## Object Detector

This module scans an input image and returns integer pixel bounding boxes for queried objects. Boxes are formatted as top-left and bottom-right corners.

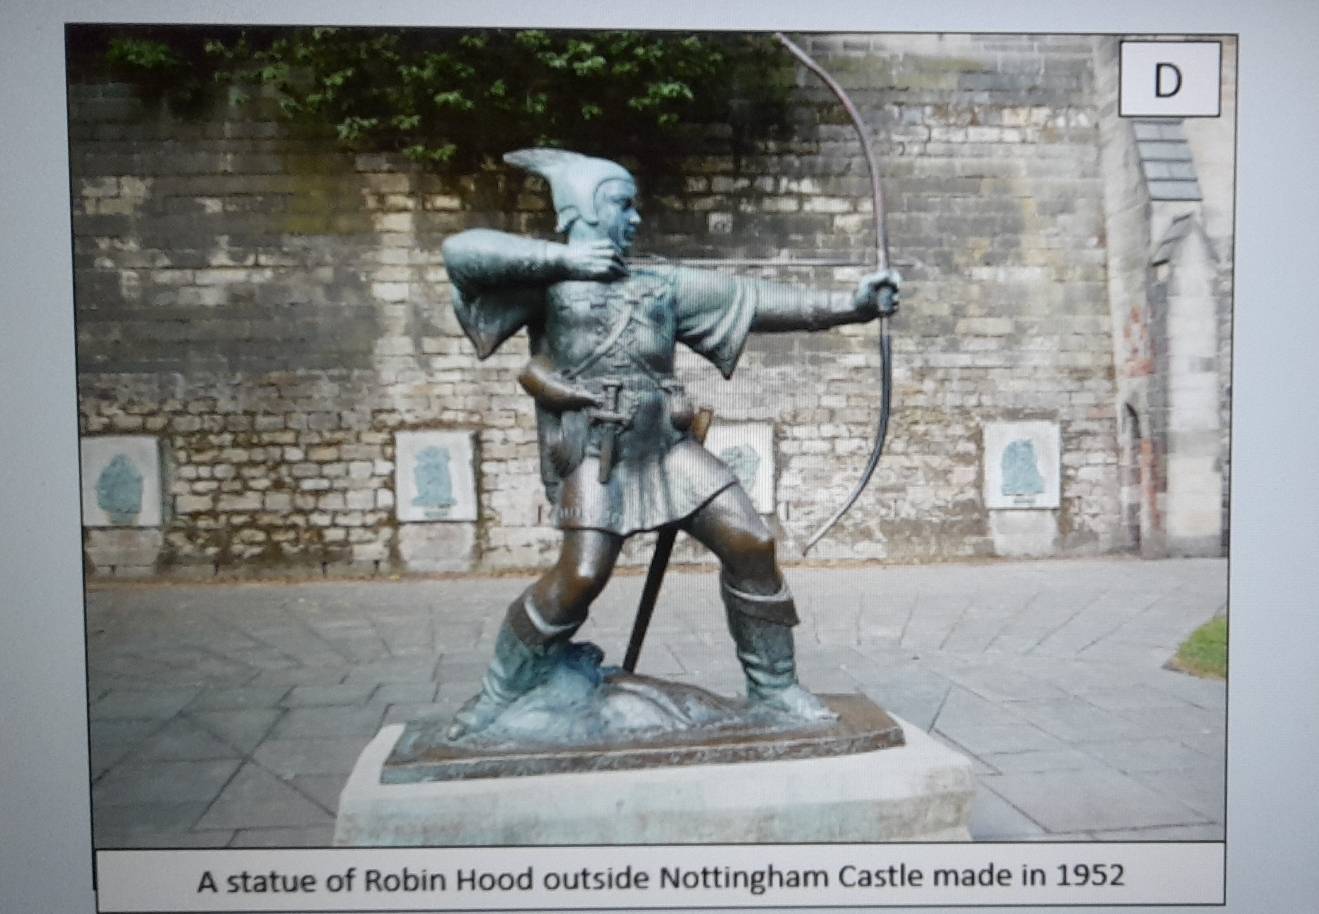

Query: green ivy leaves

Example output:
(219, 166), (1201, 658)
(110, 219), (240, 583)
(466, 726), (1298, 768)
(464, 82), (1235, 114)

(100, 27), (790, 173)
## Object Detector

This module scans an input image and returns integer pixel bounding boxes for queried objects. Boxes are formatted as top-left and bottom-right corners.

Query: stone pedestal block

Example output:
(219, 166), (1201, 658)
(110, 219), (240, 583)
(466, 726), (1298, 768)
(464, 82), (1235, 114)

(989, 509), (1060, 557)
(334, 717), (975, 846)
(397, 523), (476, 573)
(83, 527), (164, 577)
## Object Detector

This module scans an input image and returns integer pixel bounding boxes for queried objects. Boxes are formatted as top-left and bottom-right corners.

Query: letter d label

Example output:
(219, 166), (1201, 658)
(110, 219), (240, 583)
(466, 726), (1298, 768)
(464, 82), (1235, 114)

(1155, 62), (1182, 98)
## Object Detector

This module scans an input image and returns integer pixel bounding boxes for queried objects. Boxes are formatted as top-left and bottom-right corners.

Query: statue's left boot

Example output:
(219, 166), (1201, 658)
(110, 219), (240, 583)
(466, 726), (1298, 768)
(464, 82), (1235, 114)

(721, 574), (838, 722)
(446, 593), (579, 740)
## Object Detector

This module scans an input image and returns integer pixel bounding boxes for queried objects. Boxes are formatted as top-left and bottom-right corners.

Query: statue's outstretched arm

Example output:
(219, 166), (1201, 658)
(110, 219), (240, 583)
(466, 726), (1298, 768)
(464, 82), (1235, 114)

(670, 266), (900, 378)
(747, 269), (901, 332)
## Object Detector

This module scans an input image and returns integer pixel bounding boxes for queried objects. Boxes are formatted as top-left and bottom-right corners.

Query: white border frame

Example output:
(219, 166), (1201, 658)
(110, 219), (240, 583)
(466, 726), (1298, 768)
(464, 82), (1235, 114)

(4, 3), (1318, 912)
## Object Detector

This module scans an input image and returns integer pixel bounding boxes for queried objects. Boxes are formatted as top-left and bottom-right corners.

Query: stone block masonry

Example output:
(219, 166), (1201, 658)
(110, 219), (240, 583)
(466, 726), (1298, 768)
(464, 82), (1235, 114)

(1093, 37), (1235, 558)
(71, 33), (1149, 578)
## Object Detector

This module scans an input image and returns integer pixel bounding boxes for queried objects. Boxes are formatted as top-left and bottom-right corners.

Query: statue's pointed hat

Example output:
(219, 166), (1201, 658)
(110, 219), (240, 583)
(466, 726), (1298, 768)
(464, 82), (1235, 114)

(504, 148), (634, 234)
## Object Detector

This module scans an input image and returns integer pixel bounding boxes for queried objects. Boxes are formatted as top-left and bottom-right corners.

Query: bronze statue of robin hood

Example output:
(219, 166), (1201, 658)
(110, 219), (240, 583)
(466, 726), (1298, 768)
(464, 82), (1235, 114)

(441, 148), (900, 740)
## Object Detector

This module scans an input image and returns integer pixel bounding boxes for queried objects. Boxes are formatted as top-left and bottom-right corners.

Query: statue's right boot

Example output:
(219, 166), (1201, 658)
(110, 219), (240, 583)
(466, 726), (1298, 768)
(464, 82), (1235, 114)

(445, 594), (575, 740)
(721, 574), (838, 723)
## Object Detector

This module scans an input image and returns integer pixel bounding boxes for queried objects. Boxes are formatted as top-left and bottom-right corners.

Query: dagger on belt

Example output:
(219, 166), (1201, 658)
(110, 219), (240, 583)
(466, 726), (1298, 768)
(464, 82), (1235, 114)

(593, 379), (627, 483)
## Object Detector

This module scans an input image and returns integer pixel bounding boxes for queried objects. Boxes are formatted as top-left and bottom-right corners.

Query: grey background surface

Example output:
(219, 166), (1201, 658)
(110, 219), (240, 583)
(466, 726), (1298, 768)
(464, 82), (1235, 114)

(2, 3), (1317, 914)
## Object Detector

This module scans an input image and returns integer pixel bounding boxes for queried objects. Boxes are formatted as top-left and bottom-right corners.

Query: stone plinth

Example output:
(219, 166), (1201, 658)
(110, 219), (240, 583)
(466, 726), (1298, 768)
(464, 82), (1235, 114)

(334, 716), (975, 846)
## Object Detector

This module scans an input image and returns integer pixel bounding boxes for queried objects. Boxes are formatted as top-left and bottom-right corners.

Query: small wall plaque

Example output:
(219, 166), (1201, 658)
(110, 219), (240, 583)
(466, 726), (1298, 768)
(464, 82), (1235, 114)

(80, 436), (162, 527)
(394, 430), (478, 522)
(983, 421), (1061, 510)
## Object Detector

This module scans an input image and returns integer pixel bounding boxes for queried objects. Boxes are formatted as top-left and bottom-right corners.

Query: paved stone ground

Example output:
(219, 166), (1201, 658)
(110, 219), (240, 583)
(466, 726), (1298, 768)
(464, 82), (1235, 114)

(84, 556), (1227, 848)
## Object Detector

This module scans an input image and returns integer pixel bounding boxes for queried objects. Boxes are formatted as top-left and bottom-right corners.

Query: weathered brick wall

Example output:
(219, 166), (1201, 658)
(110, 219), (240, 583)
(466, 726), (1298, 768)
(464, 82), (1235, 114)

(73, 32), (1126, 578)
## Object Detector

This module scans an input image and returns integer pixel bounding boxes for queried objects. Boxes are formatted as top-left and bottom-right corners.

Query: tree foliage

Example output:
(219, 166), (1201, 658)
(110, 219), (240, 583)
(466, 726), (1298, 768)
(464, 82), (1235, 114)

(86, 27), (793, 171)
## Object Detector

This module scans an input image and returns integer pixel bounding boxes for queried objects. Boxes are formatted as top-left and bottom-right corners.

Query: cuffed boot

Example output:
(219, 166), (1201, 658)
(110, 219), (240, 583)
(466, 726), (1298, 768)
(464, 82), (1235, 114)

(445, 596), (574, 740)
(721, 575), (837, 722)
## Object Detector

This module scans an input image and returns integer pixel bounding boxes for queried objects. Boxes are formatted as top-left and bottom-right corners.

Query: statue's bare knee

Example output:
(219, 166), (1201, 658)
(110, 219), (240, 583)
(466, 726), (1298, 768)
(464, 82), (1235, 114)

(555, 556), (612, 617)
(525, 531), (619, 632)
(724, 523), (780, 592)
(690, 488), (781, 592)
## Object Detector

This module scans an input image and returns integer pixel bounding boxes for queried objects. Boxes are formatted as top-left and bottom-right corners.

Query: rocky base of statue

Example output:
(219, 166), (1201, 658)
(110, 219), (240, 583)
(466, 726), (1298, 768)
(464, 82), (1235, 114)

(382, 640), (904, 783)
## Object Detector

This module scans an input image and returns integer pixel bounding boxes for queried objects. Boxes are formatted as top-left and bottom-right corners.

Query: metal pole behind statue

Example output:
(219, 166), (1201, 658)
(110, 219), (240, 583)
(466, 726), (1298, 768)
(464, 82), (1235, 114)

(622, 406), (715, 672)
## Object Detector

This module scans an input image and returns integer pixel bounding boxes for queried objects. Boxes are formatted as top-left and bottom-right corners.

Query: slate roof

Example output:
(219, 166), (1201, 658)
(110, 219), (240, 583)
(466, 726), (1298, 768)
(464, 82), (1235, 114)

(1133, 119), (1202, 201)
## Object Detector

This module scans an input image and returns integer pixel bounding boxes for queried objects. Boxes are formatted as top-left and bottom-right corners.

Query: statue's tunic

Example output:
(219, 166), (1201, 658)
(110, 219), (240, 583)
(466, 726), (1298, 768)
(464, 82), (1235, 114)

(534, 267), (751, 535)
(443, 229), (835, 536)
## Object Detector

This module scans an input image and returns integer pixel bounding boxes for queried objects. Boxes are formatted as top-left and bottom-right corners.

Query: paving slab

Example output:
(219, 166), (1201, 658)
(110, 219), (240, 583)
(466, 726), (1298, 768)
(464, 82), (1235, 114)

(858, 681), (949, 731)
(1138, 671), (1228, 709)
(1069, 685), (1194, 711)
(934, 686), (1032, 731)
(1130, 766), (1227, 822)
(1003, 698), (1153, 743)
(343, 658), (438, 684)
(96, 829), (235, 849)
(1075, 737), (1219, 773)
(92, 760), (240, 807)
(94, 802), (213, 840)
(252, 737), (375, 778)
(230, 826), (337, 848)
(245, 668), (349, 688)
(1113, 703), (1227, 738)
(282, 683), (378, 707)
(382, 701), (460, 727)
(939, 662), (1072, 703)
(981, 748), (1109, 773)
(1179, 731), (1230, 758)
(89, 718), (167, 778)
(187, 708), (283, 754)
(90, 687), (201, 720)
(122, 717), (244, 763)
(194, 764), (336, 831)
(187, 686), (291, 711)
(966, 784), (1046, 840)
(935, 721), (1070, 758)
(271, 705), (386, 739)
(373, 681), (439, 705)
(291, 774), (346, 814)
(1094, 824), (1227, 841)
(982, 767), (1211, 833)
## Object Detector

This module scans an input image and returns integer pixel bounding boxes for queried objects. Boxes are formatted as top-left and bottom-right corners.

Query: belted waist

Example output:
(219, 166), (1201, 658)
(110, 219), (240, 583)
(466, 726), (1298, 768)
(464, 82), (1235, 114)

(577, 371), (683, 393)
(578, 374), (695, 438)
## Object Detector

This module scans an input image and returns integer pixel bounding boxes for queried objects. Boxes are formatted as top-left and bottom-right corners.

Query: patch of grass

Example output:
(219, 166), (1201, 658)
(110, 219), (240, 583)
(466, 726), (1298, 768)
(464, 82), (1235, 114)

(1169, 617), (1227, 679)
